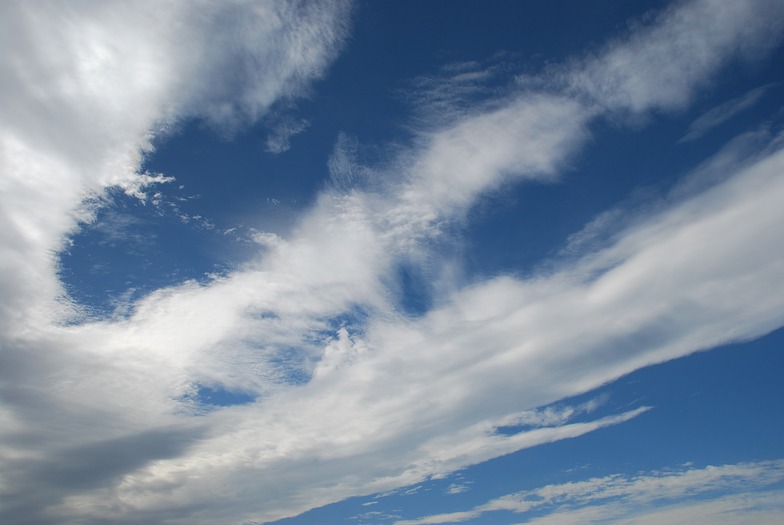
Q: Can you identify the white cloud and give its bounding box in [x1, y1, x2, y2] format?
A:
[597, 492, 784, 525]
[396, 460, 784, 525]
[445, 483, 470, 495]
[0, 0, 350, 329]
[17, 136, 784, 524]
[265, 117, 311, 154]
[680, 83, 778, 142]
[569, 0, 784, 114]
[1, 1, 784, 525]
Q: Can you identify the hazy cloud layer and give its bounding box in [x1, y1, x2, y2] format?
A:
[1, 1, 784, 524]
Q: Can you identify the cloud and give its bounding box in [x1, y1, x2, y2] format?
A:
[401, 58, 514, 129]
[394, 459, 784, 525]
[328, 132, 366, 189]
[680, 83, 779, 142]
[265, 117, 311, 154]
[15, 132, 781, 525]
[568, 0, 784, 114]
[1, 1, 784, 525]
[445, 482, 470, 495]
[0, 0, 350, 328]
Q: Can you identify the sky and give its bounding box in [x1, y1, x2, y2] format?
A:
[1, 1, 784, 524]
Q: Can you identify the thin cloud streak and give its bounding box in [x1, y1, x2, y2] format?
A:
[680, 83, 779, 142]
[568, 0, 784, 114]
[395, 460, 784, 525]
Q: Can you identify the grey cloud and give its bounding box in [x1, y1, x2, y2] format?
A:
[0, 427, 205, 525]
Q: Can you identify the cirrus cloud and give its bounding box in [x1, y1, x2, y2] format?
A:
[1, 1, 784, 525]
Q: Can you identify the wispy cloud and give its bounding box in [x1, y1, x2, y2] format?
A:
[0, 0, 351, 328]
[445, 482, 470, 496]
[395, 460, 784, 525]
[265, 116, 311, 154]
[568, 0, 784, 114]
[1, 1, 784, 525]
[680, 83, 779, 142]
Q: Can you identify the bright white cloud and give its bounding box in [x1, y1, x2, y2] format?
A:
[1, 1, 784, 525]
[0, 0, 350, 330]
[569, 0, 784, 114]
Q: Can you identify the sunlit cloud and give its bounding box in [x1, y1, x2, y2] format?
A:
[1, 1, 783, 524]
[680, 83, 779, 142]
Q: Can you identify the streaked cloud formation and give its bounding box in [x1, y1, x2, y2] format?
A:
[395, 460, 784, 525]
[681, 83, 778, 142]
[1, 1, 783, 524]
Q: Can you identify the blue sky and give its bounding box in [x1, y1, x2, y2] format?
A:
[2, 1, 784, 524]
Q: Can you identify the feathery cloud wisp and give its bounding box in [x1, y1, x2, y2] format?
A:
[395, 460, 784, 525]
